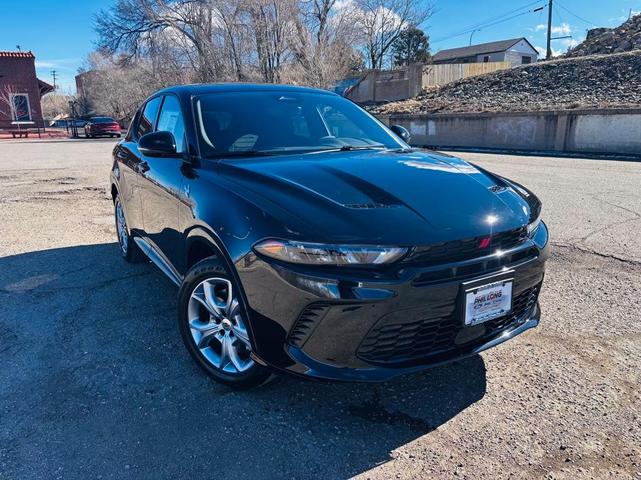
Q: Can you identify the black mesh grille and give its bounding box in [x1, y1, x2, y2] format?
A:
[287, 303, 330, 347]
[412, 247, 538, 286]
[405, 227, 528, 266]
[357, 283, 541, 365]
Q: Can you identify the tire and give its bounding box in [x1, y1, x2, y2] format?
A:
[178, 257, 272, 389]
[116, 134, 122, 138]
[114, 194, 145, 263]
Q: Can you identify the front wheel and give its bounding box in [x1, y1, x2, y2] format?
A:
[178, 258, 272, 389]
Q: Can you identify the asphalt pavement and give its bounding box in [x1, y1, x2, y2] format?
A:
[0, 139, 639, 479]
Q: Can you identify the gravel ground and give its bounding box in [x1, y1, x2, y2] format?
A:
[0, 139, 640, 479]
[370, 51, 641, 114]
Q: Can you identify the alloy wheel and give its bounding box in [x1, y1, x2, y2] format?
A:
[115, 199, 128, 255]
[187, 278, 254, 374]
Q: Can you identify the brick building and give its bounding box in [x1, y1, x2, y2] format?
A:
[0, 51, 54, 129]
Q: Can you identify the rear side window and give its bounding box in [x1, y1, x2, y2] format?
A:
[137, 97, 162, 138]
[156, 95, 186, 153]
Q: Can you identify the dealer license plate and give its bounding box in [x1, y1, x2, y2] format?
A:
[464, 280, 513, 326]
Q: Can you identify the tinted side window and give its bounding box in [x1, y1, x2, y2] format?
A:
[156, 95, 186, 153]
[137, 96, 162, 138]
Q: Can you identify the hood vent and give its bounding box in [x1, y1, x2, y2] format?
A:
[488, 185, 508, 193]
[344, 202, 399, 209]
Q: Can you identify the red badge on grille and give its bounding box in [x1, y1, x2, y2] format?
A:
[479, 237, 491, 249]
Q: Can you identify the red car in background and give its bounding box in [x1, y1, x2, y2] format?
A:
[84, 117, 122, 138]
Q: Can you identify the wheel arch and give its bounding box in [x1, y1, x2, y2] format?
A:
[183, 225, 264, 362]
[184, 226, 239, 275]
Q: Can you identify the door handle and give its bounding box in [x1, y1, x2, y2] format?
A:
[138, 161, 150, 173]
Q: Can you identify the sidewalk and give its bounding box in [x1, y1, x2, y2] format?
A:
[0, 128, 69, 141]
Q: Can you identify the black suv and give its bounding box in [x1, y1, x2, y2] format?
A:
[111, 84, 549, 388]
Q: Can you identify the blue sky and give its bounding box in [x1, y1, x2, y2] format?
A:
[1, 0, 639, 92]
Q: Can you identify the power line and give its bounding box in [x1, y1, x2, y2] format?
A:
[432, 0, 545, 43]
[555, 1, 600, 27]
[433, 2, 540, 42]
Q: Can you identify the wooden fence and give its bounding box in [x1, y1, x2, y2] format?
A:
[422, 61, 511, 87]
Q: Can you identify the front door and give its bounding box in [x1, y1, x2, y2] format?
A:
[138, 94, 187, 272]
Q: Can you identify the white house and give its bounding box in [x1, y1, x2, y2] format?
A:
[433, 38, 539, 66]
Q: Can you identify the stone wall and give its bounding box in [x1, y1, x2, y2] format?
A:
[379, 109, 641, 157]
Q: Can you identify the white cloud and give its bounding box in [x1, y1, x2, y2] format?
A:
[35, 61, 56, 68]
[551, 22, 572, 35]
[534, 24, 546, 31]
[534, 45, 564, 58]
[558, 38, 579, 49]
[34, 58, 80, 71]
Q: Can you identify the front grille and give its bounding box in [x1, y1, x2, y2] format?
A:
[405, 227, 528, 266]
[413, 247, 537, 286]
[357, 283, 541, 365]
[287, 303, 330, 347]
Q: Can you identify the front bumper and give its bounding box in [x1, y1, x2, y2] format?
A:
[236, 222, 549, 382]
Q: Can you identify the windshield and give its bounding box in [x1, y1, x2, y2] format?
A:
[194, 91, 405, 158]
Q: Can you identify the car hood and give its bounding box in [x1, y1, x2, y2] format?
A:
[217, 149, 534, 245]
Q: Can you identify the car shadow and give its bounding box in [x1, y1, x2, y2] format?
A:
[0, 243, 486, 479]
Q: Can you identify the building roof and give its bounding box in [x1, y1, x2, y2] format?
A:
[0, 50, 35, 58]
[38, 78, 55, 95]
[433, 38, 535, 62]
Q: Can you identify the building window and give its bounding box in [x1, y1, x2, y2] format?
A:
[522, 56, 532, 64]
[11, 94, 31, 121]
[483, 56, 490, 63]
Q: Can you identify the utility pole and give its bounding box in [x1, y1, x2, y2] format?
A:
[51, 70, 58, 90]
[546, 0, 553, 60]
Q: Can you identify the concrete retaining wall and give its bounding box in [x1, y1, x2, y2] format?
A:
[379, 109, 641, 156]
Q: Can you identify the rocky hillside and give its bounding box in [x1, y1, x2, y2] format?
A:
[566, 14, 641, 57]
[371, 51, 641, 114]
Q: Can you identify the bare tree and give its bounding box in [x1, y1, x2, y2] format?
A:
[247, 0, 296, 83]
[289, 0, 363, 87]
[90, 0, 429, 97]
[96, 0, 225, 82]
[78, 53, 164, 122]
[354, 0, 432, 69]
[40, 92, 73, 121]
[0, 84, 19, 122]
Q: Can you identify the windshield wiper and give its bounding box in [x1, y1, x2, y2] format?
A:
[316, 145, 387, 153]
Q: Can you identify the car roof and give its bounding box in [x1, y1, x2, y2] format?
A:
[154, 83, 339, 100]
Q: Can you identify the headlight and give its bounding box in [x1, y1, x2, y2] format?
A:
[254, 240, 408, 265]
[527, 214, 542, 236]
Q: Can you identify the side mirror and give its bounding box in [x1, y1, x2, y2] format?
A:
[390, 124, 411, 144]
[139, 131, 177, 157]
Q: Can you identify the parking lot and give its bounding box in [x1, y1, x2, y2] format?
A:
[1, 139, 640, 479]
